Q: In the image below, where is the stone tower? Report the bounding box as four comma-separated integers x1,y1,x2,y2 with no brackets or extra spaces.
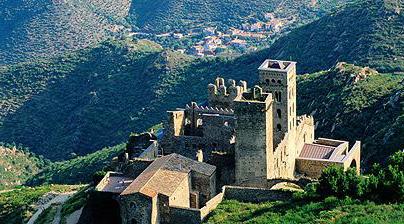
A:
208,77,247,109
258,60,297,147
234,86,274,187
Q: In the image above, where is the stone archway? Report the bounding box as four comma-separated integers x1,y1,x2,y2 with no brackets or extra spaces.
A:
350,159,358,168
270,181,303,191
349,158,360,174
267,178,312,190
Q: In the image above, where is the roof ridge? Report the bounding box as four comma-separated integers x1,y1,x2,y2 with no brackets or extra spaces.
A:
137,154,173,195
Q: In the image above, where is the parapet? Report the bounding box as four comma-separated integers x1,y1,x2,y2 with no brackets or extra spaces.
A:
185,102,234,115
258,59,296,73
208,77,248,108
237,85,272,103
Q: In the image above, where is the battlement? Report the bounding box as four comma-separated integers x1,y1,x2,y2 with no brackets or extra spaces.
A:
208,77,248,109
238,85,271,102
185,103,234,115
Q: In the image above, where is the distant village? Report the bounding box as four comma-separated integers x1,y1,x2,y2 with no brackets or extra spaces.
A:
111,12,296,57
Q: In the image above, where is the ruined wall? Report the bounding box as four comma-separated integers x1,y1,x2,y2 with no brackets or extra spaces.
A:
120,159,153,178
169,191,225,224
271,132,294,179
342,141,361,174
295,115,315,157
208,152,235,188
167,111,185,137
202,114,235,144
223,186,293,203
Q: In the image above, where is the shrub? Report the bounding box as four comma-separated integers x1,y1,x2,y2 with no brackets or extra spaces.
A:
317,151,404,202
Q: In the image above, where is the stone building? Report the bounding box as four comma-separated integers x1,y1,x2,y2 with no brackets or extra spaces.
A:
96,153,216,224
95,59,361,224
162,59,361,187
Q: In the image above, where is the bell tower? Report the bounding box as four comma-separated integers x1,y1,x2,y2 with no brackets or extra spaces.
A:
258,59,297,146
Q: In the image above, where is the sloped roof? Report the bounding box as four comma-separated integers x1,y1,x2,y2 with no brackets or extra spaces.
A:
97,174,134,194
299,143,336,159
121,153,215,196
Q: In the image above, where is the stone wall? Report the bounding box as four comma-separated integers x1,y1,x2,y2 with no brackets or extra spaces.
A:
234,89,273,187
200,192,224,219
169,174,191,208
169,206,201,224
223,185,293,203
119,193,157,224
342,141,361,174
295,158,340,178
120,159,153,178
191,171,216,207
169,192,224,224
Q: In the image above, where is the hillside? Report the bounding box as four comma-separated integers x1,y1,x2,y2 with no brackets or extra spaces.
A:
0,39,164,160
0,0,352,64
1,35,403,166
0,0,131,64
0,0,403,164
298,64,403,166
0,185,80,224
26,143,125,186
0,144,48,190
130,0,351,32
257,0,404,73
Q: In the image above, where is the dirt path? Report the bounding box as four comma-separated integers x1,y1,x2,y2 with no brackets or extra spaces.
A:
0,189,16,194
52,204,63,224
27,191,76,224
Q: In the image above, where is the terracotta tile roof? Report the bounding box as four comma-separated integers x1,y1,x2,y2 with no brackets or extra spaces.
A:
121,153,215,196
299,143,336,159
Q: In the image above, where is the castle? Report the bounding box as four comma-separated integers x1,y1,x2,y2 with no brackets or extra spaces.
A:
94,59,361,224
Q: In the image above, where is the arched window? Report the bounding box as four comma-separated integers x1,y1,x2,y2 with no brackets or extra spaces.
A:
277,109,282,119
265,79,270,85
271,79,276,83
197,118,203,127
277,80,282,84
278,92,282,102
277,124,282,132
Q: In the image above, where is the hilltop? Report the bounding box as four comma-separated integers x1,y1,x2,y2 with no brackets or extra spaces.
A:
0,0,131,64
257,0,404,73
130,0,351,32
0,0,352,64
0,144,48,190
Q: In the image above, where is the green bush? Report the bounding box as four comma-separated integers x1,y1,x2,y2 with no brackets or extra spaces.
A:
318,151,404,202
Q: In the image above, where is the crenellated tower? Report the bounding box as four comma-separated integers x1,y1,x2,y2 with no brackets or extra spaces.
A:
234,86,274,187
208,77,247,109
